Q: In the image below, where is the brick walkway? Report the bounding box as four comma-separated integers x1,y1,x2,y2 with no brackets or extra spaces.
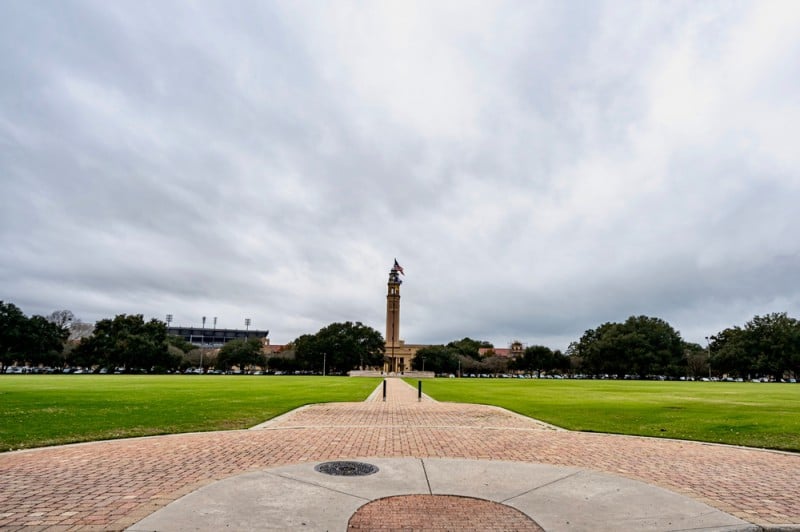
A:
0,378,798,530
348,495,544,531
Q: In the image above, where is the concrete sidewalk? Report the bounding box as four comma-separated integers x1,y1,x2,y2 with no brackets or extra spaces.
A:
127,458,757,532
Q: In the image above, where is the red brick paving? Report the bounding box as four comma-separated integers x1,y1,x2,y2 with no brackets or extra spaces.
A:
0,378,798,530
348,495,544,531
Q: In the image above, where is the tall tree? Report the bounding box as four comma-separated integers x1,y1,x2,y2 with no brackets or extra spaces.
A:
483,355,509,375
24,315,69,366
46,310,75,329
745,313,800,380
513,345,554,377
578,322,622,376
216,338,264,372
411,345,458,373
446,338,491,360
0,302,28,370
167,334,197,354
683,342,709,378
551,350,570,373
709,326,749,377
293,322,384,374
72,314,171,371
711,313,800,380
578,316,684,377
0,302,69,369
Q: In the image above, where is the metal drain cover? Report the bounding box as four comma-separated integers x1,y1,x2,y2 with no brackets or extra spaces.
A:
314,461,379,476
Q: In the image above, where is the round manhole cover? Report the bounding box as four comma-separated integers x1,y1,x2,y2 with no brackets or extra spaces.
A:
314,461,379,476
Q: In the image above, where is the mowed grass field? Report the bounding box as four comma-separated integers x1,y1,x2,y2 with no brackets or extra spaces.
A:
411,378,800,452
0,375,381,452
2,376,799,453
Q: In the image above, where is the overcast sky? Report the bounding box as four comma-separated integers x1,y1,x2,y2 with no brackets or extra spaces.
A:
2,1,799,350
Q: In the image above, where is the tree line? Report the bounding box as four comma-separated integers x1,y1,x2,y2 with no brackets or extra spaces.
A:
2,299,799,380
409,314,800,381
68,314,271,374
571,313,800,380
0,301,387,374
268,321,386,374
409,338,571,376
0,302,70,371
707,312,800,380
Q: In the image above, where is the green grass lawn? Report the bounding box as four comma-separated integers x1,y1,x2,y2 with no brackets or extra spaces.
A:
3,376,798,453
410,378,800,452
0,375,381,452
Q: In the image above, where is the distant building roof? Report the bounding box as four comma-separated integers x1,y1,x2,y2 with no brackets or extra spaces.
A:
167,326,268,347
479,343,524,358
264,344,284,354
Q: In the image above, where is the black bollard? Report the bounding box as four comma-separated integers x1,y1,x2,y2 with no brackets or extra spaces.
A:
418,380,422,402
383,379,386,402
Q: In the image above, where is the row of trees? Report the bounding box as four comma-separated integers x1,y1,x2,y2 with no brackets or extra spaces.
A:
216,338,265,372
512,345,570,376
1,302,388,375
413,314,800,380
410,337,486,374
574,316,685,377
68,315,279,373
287,322,386,374
70,314,179,371
3,298,799,379
570,313,800,380
709,313,800,380
1,304,199,373
409,339,571,376
1,302,71,371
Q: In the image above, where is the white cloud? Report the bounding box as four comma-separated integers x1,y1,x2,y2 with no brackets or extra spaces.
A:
1,1,799,350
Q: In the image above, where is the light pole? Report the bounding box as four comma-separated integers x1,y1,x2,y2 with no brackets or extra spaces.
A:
705,336,712,379
201,316,206,371
245,318,251,332
213,317,217,349
165,314,173,328
323,352,327,377
422,356,425,372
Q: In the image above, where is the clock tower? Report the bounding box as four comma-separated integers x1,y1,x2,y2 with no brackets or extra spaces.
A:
385,260,403,373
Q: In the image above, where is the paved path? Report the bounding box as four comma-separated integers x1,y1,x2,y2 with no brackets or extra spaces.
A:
1,378,799,531
126,458,756,531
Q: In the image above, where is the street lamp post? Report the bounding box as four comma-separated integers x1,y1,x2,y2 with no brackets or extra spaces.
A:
201,316,206,371
705,336,712,379
165,314,173,328
422,356,425,372
323,352,326,377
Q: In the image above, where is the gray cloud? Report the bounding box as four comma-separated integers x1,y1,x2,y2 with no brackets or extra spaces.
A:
2,1,799,350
